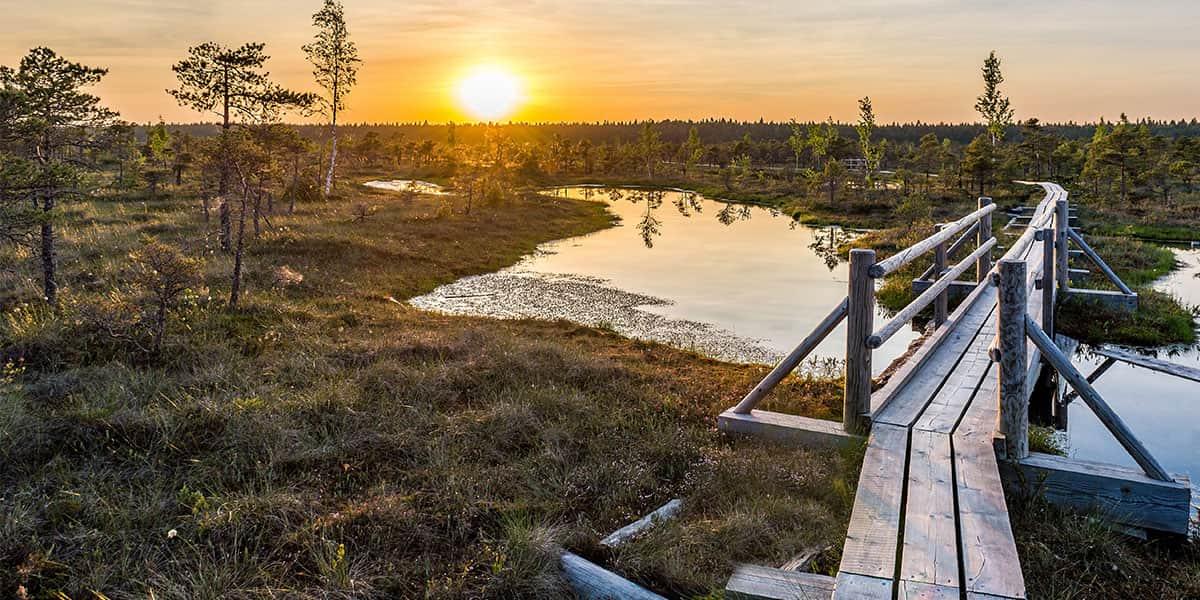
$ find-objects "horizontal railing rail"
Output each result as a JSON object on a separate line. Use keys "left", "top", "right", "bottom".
{"left": 917, "top": 221, "right": 979, "bottom": 280}
{"left": 868, "top": 238, "right": 997, "bottom": 349}
{"left": 869, "top": 202, "right": 997, "bottom": 278}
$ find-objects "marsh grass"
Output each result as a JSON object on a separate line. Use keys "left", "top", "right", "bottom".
{"left": 0, "top": 183, "right": 856, "bottom": 597}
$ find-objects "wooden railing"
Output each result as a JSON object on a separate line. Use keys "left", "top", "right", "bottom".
{"left": 730, "top": 197, "right": 999, "bottom": 435}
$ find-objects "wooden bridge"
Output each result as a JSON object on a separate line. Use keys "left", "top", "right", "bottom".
{"left": 717, "top": 183, "right": 1193, "bottom": 600}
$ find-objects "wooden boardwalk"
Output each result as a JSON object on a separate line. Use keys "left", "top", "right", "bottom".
{"left": 719, "top": 182, "right": 1193, "bottom": 600}
{"left": 831, "top": 185, "right": 1061, "bottom": 599}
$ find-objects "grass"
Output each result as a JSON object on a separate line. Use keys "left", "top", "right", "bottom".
{"left": 1010, "top": 496, "right": 1200, "bottom": 599}
{"left": 0, "top": 181, "right": 858, "bottom": 597}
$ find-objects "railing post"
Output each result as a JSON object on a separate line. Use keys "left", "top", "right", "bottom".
{"left": 997, "top": 259, "right": 1029, "bottom": 460}
{"left": 845, "top": 249, "right": 875, "bottom": 435}
{"left": 933, "top": 224, "right": 948, "bottom": 326}
{"left": 1041, "top": 227, "right": 1055, "bottom": 335}
{"left": 1055, "top": 198, "right": 1069, "bottom": 293}
{"left": 976, "top": 196, "right": 993, "bottom": 283}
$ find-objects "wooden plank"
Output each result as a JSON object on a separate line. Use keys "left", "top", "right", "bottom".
{"left": 833, "top": 572, "right": 892, "bottom": 599}
{"left": 560, "top": 552, "right": 666, "bottom": 600}
{"left": 913, "top": 306, "right": 996, "bottom": 434}
{"left": 900, "top": 431, "right": 959, "bottom": 590}
{"left": 898, "top": 580, "right": 961, "bottom": 599}
{"left": 1066, "top": 288, "right": 1138, "bottom": 312}
{"left": 718, "top": 410, "right": 862, "bottom": 448}
{"left": 1094, "top": 345, "right": 1200, "bottom": 384}
{"left": 1001, "top": 453, "right": 1192, "bottom": 535}
{"left": 873, "top": 284, "right": 996, "bottom": 427}
{"left": 733, "top": 298, "right": 848, "bottom": 413}
{"left": 780, "top": 544, "right": 833, "bottom": 572}
{"left": 838, "top": 423, "right": 909, "bottom": 583}
{"left": 725, "top": 564, "right": 836, "bottom": 600}
{"left": 600, "top": 499, "right": 682, "bottom": 548}
{"left": 953, "top": 438, "right": 1026, "bottom": 599}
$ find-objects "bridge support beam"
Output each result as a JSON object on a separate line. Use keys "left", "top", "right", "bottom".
{"left": 1054, "top": 198, "right": 1070, "bottom": 293}
{"left": 845, "top": 249, "right": 875, "bottom": 434}
{"left": 996, "top": 259, "right": 1029, "bottom": 460}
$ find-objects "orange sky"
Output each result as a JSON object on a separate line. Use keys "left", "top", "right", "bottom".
{"left": 4, "top": 1, "right": 1199, "bottom": 125}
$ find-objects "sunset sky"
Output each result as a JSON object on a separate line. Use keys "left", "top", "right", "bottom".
{"left": 4, "top": 0, "right": 1199, "bottom": 125}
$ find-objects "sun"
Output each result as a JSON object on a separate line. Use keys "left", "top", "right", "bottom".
{"left": 456, "top": 66, "right": 523, "bottom": 121}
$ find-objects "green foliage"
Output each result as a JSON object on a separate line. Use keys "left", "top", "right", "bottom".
{"left": 975, "top": 51, "right": 1015, "bottom": 145}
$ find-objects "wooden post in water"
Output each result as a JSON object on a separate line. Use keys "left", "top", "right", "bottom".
{"left": 977, "top": 197, "right": 993, "bottom": 283}
{"left": 1041, "top": 228, "right": 1055, "bottom": 334}
{"left": 1055, "top": 198, "right": 1070, "bottom": 293}
{"left": 997, "top": 259, "right": 1029, "bottom": 460}
{"left": 845, "top": 249, "right": 876, "bottom": 434}
{"left": 933, "top": 224, "right": 949, "bottom": 326}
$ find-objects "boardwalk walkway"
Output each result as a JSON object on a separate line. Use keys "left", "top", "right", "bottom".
{"left": 720, "top": 182, "right": 1191, "bottom": 600}
{"left": 833, "top": 185, "right": 1061, "bottom": 599}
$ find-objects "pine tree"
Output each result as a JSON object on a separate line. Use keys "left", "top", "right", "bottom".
{"left": 975, "top": 51, "right": 1015, "bottom": 146}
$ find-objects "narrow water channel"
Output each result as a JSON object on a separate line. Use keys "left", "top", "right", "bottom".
{"left": 409, "top": 186, "right": 921, "bottom": 373}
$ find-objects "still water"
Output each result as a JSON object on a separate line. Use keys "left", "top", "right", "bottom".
{"left": 410, "top": 186, "right": 919, "bottom": 373}
{"left": 1066, "top": 249, "right": 1200, "bottom": 494}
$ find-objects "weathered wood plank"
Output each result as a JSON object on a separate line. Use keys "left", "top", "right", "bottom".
{"left": 600, "top": 499, "right": 682, "bottom": 549}
{"left": 718, "top": 410, "right": 862, "bottom": 448}
{"left": 998, "top": 260, "right": 1029, "bottom": 460}
{"left": 1001, "top": 453, "right": 1192, "bottom": 535}
{"left": 953, "top": 438, "right": 1026, "bottom": 599}
{"left": 873, "top": 284, "right": 995, "bottom": 427}
{"left": 833, "top": 572, "right": 892, "bottom": 599}
{"left": 725, "top": 564, "right": 836, "bottom": 600}
{"left": 900, "top": 431, "right": 959, "bottom": 590}
{"left": 838, "top": 423, "right": 909, "bottom": 582}
{"left": 560, "top": 552, "right": 666, "bottom": 600}
{"left": 898, "top": 579, "right": 961, "bottom": 599}
{"left": 1066, "top": 288, "right": 1138, "bottom": 312}
{"left": 1094, "top": 345, "right": 1200, "bottom": 384}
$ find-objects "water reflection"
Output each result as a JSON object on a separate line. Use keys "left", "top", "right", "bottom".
{"left": 411, "top": 186, "right": 919, "bottom": 371}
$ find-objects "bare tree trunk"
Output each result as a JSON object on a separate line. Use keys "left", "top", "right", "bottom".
{"left": 152, "top": 301, "right": 166, "bottom": 357}
{"left": 218, "top": 198, "right": 232, "bottom": 252}
{"left": 323, "top": 101, "right": 339, "bottom": 197}
{"left": 40, "top": 193, "right": 57, "bottom": 306}
{"left": 229, "top": 186, "right": 248, "bottom": 308}
{"left": 202, "top": 194, "right": 211, "bottom": 222}
{"left": 253, "top": 188, "right": 262, "bottom": 239}
{"left": 289, "top": 156, "right": 299, "bottom": 214}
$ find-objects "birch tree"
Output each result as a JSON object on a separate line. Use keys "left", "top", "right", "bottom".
{"left": 304, "top": 0, "right": 360, "bottom": 198}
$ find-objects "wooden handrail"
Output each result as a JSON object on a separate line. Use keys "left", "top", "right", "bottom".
{"left": 917, "top": 221, "right": 979, "bottom": 280}
{"left": 1024, "top": 314, "right": 1173, "bottom": 481}
{"left": 869, "top": 202, "right": 997, "bottom": 278}
{"left": 731, "top": 298, "right": 849, "bottom": 414}
{"left": 867, "top": 238, "right": 997, "bottom": 349}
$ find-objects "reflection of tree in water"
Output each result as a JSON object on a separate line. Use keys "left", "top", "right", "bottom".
{"left": 627, "top": 189, "right": 665, "bottom": 248}
{"left": 673, "top": 191, "right": 703, "bottom": 216}
{"left": 807, "top": 225, "right": 853, "bottom": 271}
{"left": 715, "top": 203, "right": 753, "bottom": 226}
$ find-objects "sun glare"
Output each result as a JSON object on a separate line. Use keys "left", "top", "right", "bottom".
{"left": 456, "top": 66, "right": 522, "bottom": 121}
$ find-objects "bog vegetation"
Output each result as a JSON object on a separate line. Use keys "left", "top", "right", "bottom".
{"left": 1, "top": 2, "right": 1197, "bottom": 598}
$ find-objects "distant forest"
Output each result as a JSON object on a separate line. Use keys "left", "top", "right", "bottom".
{"left": 159, "top": 118, "right": 1200, "bottom": 147}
